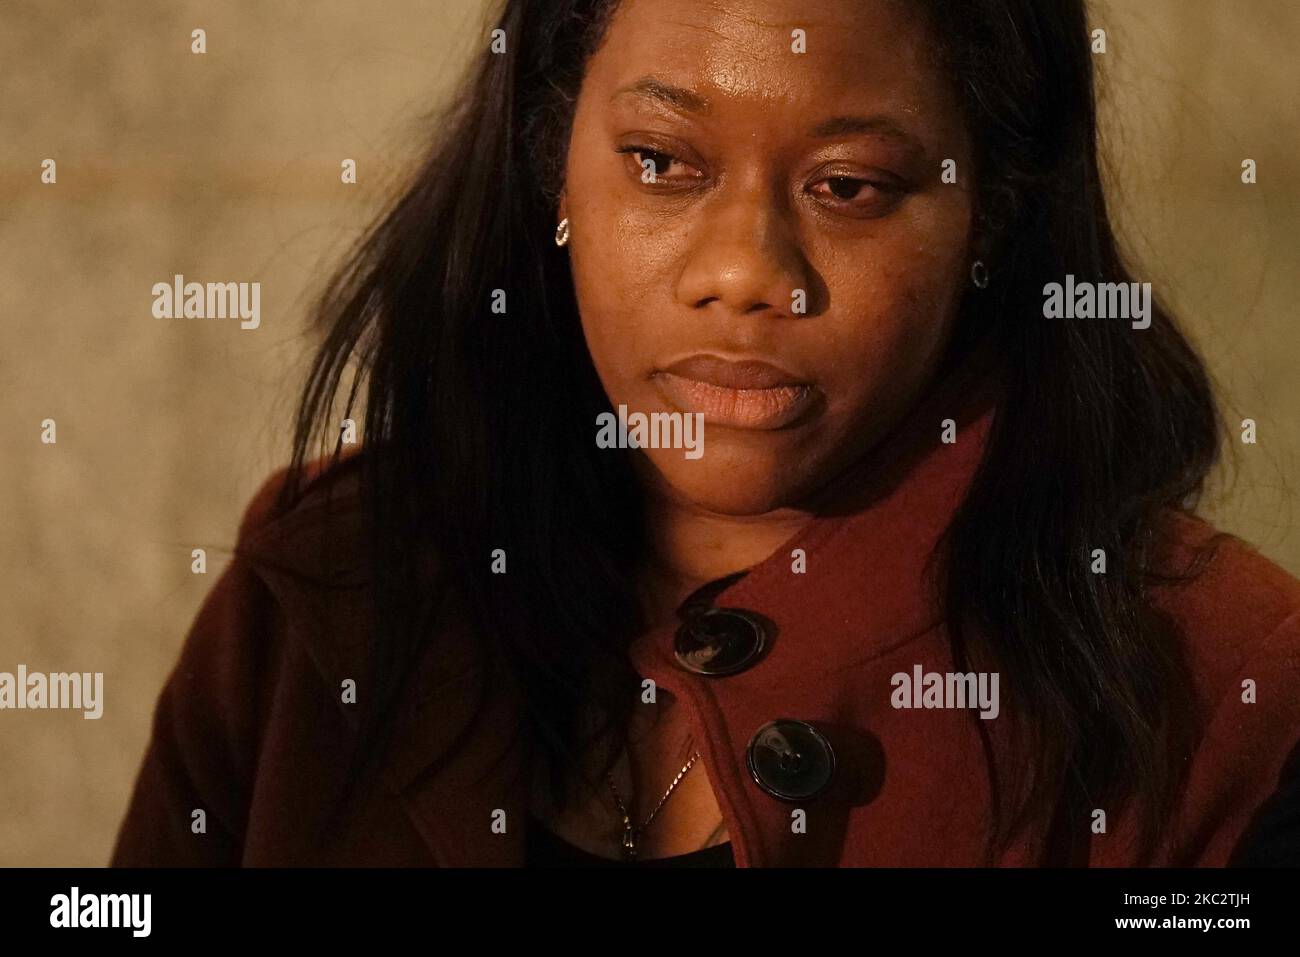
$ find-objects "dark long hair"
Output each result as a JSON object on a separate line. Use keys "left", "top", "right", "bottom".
{"left": 270, "top": 0, "right": 1226, "bottom": 864}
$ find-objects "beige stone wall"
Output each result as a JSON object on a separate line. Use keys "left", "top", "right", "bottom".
{"left": 1, "top": 0, "right": 1295, "bottom": 865}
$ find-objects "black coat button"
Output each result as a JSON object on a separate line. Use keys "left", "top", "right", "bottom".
{"left": 673, "top": 607, "right": 768, "bottom": 675}
{"left": 746, "top": 719, "right": 836, "bottom": 802}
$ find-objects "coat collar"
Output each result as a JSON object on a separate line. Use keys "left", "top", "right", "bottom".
{"left": 240, "top": 347, "right": 1005, "bottom": 866}
{"left": 623, "top": 353, "right": 1003, "bottom": 866}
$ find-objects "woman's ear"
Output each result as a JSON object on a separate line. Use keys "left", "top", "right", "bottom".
{"left": 557, "top": 188, "right": 568, "bottom": 224}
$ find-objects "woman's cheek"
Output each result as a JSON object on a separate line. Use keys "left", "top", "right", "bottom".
{"left": 816, "top": 283, "right": 955, "bottom": 433}
{"left": 580, "top": 305, "right": 655, "bottom": 401}
{"left": 571, "top": 270, "right": 635, "bottom": 390}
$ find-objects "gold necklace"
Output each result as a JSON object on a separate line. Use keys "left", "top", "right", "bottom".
{"left": 605, "top": 750, "right": 701, "bottom": 860}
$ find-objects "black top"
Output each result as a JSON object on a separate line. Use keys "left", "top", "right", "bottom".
{"left": 526, "top": 814, "right": 736, "bottom": 867}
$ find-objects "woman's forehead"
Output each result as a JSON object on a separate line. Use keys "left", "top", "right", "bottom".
{"left": 586, "top": 0, "right": 958, "bottom": 129}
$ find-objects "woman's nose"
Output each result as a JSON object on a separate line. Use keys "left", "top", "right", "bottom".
{"left": 674, "top": 182, "right": 813, "bottom": 321}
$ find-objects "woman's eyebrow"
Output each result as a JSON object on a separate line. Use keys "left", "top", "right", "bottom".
{"left": 611, "top": 77, "right": 923, "bottom": 150}
{"left": 611, "top": 77, "right": 711, "bottom": 115}
{"left": 810, "top": 115, "right": 916, "bottom": 145}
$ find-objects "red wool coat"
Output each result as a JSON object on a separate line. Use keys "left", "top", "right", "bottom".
{"left": 111, "top": 385, "right": 1300, "bottom": 867}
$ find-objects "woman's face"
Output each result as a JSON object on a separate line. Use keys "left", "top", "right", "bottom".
{"left": 562, "top": 0, "right": 973, "bottom": 515}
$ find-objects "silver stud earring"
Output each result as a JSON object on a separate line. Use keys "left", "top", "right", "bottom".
{"left": 970, "top": 259, "right": 989, "bottom": 289}
{"left": 555, "top": 217, "right": 570, "bottom": 247}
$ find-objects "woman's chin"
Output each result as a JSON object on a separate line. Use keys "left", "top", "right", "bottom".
{"left": 644, "top": 457, "right": 806, "bottom": 517}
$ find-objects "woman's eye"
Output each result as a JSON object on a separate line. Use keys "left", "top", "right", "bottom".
{"left": 812, "top": 176, "right": 885, "bottom": 205}
{"left": 806, "top": 176, "right": 899, "bottom": 214}
{"left": 615, "top": 145, "right": 698, "bottom": 184}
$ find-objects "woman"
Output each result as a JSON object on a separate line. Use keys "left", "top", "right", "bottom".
{"left": 112, "top": 0, "right": 1300, "bottom": 867}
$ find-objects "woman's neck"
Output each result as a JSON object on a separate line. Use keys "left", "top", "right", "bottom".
{"left": 635, "top": 479, "right": 816, "bottom": 626}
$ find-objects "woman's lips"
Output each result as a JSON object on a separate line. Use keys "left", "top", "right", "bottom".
{"left": 651, "top": 355, "right": 819, "bottom": 431}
